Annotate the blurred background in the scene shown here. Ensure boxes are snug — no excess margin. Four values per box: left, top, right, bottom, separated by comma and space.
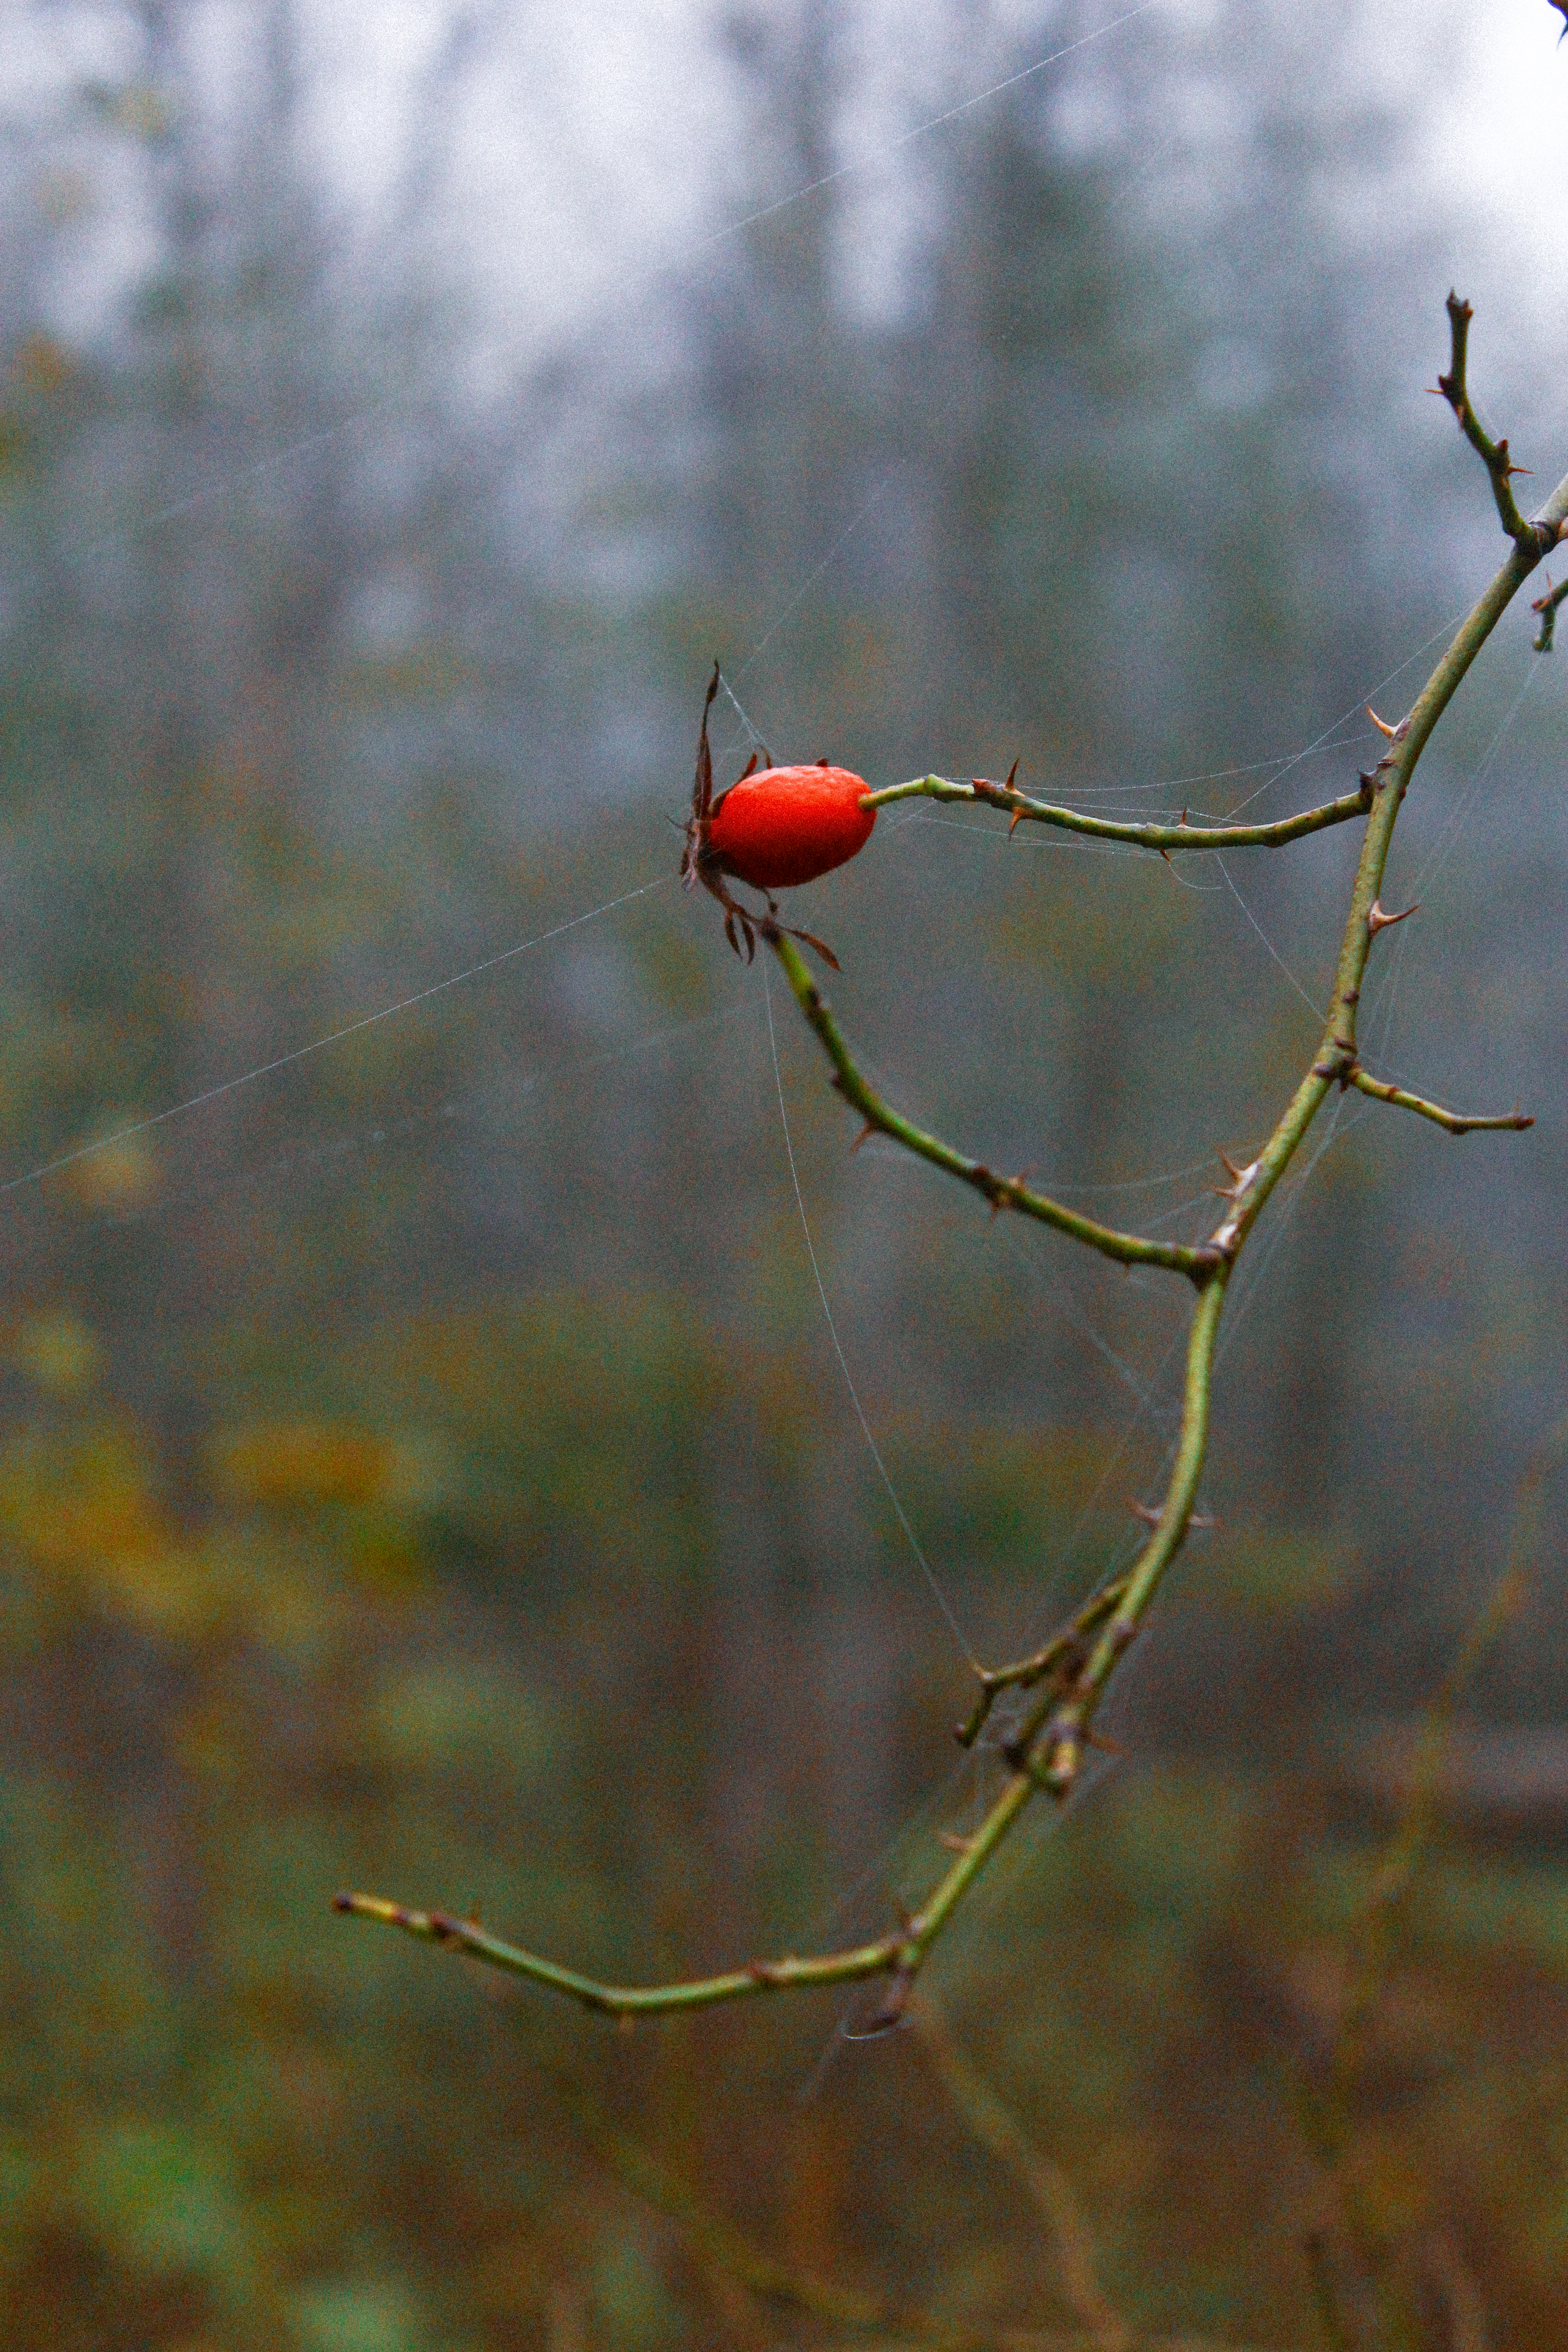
2, 1, 1567, 2345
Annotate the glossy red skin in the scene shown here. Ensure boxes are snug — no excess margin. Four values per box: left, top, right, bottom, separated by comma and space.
707, 764, 875, 891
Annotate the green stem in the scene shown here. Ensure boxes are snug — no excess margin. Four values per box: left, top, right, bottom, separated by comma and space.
1347, 1064, 1532, 1134
1031, 1273, 1226, 1785
863, 773, 1373, 852
767, 928, 1216, 1280
331, 1890, 906, 2016
336, 317, 1568, 2028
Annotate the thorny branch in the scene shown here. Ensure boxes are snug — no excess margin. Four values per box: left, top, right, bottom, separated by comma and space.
773, 936, 1217, 1279
1434, 290, 1563, 557
338, 298, 1567, 2025
1342, 1065, 1532, 1136
1533, 572, 1568, 652
864, 769, 1375, 853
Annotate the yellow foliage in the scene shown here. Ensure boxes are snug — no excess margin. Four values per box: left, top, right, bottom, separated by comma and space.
0, 1421, 216, 1639
53, 1128, 160, 1215
212, 1422, 394, 1508
7, 1306, 106, 1395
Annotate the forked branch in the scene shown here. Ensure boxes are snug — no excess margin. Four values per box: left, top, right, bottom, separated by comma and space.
1435, 290, 1563, 557
338, 298, 1566, 2025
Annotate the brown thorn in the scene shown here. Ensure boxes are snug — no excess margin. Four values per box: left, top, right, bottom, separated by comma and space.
939, 1831, 976, 1855
850, 1118, 878, 1156
862, 1966, 916, 2034
1004, 757, 1019, 790
988, 1166, 1033, 1220
1366, 706, 1405, 740
1130, 1498, 1213, 1531
1007, 810, 1026, 838
1367, 897, 1418, 934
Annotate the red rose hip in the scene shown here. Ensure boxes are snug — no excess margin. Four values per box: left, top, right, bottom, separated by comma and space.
707, 760, 875, 891
680, 663, 875, 968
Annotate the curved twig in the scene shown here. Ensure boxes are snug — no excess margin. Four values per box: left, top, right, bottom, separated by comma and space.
1345, 1065, 1532, 1135
863, 772, 1374, 853
765, 930, 1219, 1280
338, 299, 1567, 2024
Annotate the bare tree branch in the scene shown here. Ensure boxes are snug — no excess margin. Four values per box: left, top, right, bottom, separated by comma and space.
864, 772, 1374, 853
1434, 290, 1563, 556
1344, 1065, 1532, 1135
1532, 571, 1568, 652
338, 297, 1567, 2028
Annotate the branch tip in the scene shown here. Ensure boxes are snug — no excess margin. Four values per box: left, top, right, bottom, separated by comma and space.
1532, 572, 1568, 652
1435, 293, 1552, 551
1349, 1065, 1536, 1136
877, 770, 1376, 853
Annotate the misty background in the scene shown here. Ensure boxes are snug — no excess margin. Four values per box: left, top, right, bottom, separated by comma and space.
2, 2, 1567, 2346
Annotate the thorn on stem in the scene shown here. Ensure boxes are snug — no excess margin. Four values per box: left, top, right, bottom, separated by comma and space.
1130, 1499, 1213, 1530
1367, 897, 1419, 935
863, 1965, 916, 2034
1367, 706, 1406, 740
